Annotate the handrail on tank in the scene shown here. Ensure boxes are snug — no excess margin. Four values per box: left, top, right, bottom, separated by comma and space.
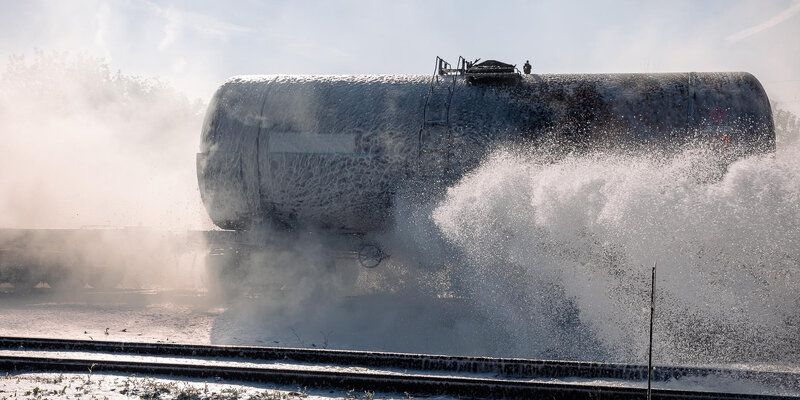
431, 56, 447, 85
457, 56, 467, 74
434, 56, 466, 77
435, 56, 450, 76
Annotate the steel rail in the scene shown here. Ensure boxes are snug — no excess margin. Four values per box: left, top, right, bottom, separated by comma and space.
0, 354, 794, 400
0, 336, 798, 399
0, 336, 797, 384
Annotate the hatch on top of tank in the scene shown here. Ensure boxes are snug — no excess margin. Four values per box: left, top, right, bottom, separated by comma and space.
464, 59, 520, 83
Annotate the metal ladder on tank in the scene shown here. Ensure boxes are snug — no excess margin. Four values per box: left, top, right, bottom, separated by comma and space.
417, 56, 464, 184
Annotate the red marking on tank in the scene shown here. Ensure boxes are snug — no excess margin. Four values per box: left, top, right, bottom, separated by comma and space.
709, 107, 727, 124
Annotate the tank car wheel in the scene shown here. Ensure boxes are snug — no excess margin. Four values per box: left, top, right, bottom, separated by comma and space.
7, 268, 39, 294
327, 256, 360, 291
88, 266, 125, 291
204, 250, 244, 301
47, 267, 86, 292
47, 254, 86, 292
357, 244, 385, 269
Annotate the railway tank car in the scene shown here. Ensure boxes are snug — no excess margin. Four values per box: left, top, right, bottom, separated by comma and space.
198, 58, 774, 237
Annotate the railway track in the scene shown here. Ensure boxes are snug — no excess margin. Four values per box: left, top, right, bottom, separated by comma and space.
0, 336, 797, 399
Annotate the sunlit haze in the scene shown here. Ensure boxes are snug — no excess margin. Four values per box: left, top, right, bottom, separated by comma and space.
0, 0, 798, 111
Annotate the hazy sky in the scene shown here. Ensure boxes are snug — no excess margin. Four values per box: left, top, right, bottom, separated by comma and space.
1, 0, 799, 111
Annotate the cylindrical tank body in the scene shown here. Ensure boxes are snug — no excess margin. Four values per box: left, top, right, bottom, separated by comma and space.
198, 72, 774, 233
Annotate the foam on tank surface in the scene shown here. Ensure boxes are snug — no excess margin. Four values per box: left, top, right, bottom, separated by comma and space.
199, 72, 773, 232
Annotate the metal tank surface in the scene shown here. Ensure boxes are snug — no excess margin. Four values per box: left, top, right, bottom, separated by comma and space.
197, 60, 774, 234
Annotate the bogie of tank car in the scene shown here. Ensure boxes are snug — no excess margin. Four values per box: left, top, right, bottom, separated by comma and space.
0, 248, 126, 292
202, 230, 365, 299
0, 228, 187, 293
0, 249, 70, 292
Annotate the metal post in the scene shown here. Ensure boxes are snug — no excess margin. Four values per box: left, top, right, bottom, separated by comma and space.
647, 261, 657, 400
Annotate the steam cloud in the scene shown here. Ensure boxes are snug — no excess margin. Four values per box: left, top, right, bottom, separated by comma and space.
0, 51, 210, 289
0, 51, 208, 230
433, 133, 800, 364
2, 50, 799, 369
